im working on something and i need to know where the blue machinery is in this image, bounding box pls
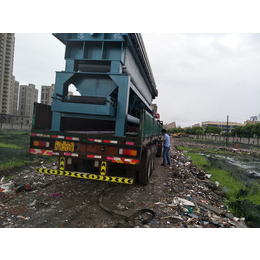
[51,33,158,137]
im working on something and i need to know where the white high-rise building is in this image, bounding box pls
[0,33,16,123]
[18,84,38,117]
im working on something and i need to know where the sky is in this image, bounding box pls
[12,33,260,128]
[3,0,259,128]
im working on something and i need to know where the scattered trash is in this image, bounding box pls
[0,182,15,196]
[50,192,63,198]
[222,186,231,193]
[24,183,31,191]
[0,138,250,228]
[14,183,32,193]
[175,197,195,207]
[154,202,165,206]
[188,207,193,214]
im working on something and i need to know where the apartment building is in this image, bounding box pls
[41,84,55,105]
[202,121,245,133]
[11,76,19,115]
[164,121,176,130]
[0,33,16,123]
[18,84,38,119]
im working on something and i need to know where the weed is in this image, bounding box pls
[178,145,260,204]
[0,159,27,171]
[0,143,22,149]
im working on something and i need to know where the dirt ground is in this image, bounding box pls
[0,138,248,228]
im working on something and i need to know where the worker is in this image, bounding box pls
[235,138,238,148]
[160,129,171,166]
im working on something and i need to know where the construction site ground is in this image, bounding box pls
[1,136,255,229]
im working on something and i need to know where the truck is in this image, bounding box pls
[29,33,163,185]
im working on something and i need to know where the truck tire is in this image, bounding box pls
[138,149,153,185]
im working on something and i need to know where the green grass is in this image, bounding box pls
[0,143,22,149]
[178,145,260,205]
[0,130,58,173]
[208,168,245,201]
[0,129,29,135]
[0,158,29,171]
[185,151,244,202]
[0,156,57,172]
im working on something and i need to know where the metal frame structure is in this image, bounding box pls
[51,33,158,137]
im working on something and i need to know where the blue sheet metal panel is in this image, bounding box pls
[53,33,125,42]
[60,113,116,121]
[52,72,74,97]
[51,111,63,131]
[109,74,130,137]
[84,42,102,59]
[65,41,84,59]
[71,74,117,96]
[51,102,115,117]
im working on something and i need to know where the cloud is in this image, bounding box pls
[143,33,260,127]
[12,33,260,128]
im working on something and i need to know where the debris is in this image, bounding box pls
[175,197,195,207]
[0,182,15,196]
[187,213,198,219]
[24,183,31,191]
[14,185,24,192]
[13,183,32,193]
[0,136,251,228]
[50,192,63,198]
[154,202,165,206]
[188,207,193,214]
[197,201,223,215]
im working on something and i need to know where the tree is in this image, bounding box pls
[185,126,204,135]
[231,126,244,137]
[167,126,184,133]
[204,125,221,134]
[252,123,260,137]
[243,124,254,138]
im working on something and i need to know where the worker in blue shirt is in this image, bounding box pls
[160,129,171,166]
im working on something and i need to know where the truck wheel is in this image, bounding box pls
[138,150,152,185]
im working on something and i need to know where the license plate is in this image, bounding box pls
[54,141,74,152]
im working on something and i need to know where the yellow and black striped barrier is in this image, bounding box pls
[59,157,65,170]
[100,161,107,175]
[36,167,134,184]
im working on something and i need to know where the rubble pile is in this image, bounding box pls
[0,145,249,228]
[150,146,247,228]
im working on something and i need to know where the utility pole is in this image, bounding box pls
[226,115,229,146]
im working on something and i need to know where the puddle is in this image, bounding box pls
[201,153,260,178]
